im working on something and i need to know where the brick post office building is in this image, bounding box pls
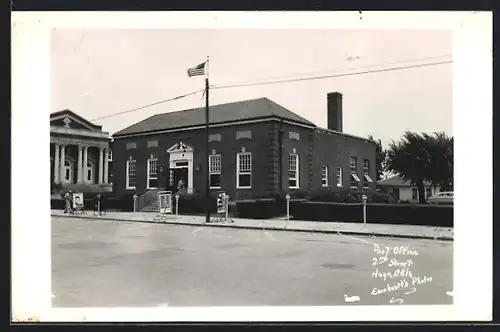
[111,92,377,207]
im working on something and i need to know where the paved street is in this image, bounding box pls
[52,216,453,307]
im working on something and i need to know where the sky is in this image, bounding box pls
[51,29,453,148]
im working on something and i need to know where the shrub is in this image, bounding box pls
[176,192,218,215]
[369,191,391,204]
[289,190,309,199]
[236,199,284,219]
[308,188,364,203]
[118,193,136,212]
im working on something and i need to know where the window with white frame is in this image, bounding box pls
[288,153,299,189]
[108,150,113,161]
[349,157,360,188]
[209,154,222,189]
[321,165,328,187]
[236,152,252,188]
[336,167,343,187]
[363,159,373,188]
[126,160,137,189]
[412,187,418,200]
[147,158,158,189]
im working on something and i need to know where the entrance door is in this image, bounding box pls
[173,167,189,193]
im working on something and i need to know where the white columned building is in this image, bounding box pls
[50,109,112,194]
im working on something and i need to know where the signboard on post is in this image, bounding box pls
[217,191,226,214]
[73,192,84,214]
[158,191,172,214]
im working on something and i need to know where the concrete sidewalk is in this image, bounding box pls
[50,210,453,241]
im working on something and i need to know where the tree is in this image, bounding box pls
[368,134,386,181]
[385,131,454,204]
[423,132,454,191]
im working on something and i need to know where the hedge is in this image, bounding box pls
[290,201,453,227]
[174,192,218,215]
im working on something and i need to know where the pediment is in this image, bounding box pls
[50,109,102,132]
[166,141,194,153]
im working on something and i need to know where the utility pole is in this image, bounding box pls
[204,59,210,224]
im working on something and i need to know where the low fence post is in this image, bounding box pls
[133,194,138,212]
[175,194,180,216]
[362,194,367,229]
[285,194,290,229]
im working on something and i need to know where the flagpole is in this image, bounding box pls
[205,56,210,223]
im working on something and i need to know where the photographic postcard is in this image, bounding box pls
[11,11,492,322]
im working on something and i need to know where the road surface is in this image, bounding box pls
[52,216,453,307]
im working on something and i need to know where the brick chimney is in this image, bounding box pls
[327,92,343,132]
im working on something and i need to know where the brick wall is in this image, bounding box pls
[311,129,377,193]
[112,121,377,200]
[112,121,277,200]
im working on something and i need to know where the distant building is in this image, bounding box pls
[50,110,113,194]
[111,92,377,209]
[377,174,440,203]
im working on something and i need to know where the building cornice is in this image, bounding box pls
[50,136,110,149]
[112,117,316,140]
[50,125,110,140]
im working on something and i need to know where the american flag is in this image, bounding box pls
[187,61,206,77]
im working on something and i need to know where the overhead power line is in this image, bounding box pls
[90,89,204,122]
[91,58,452,122]
[210,54,452,87]
[211,60,453,91]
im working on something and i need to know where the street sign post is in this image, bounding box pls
[155,191,173,222]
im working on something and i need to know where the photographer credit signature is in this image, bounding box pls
[370,244,432,304]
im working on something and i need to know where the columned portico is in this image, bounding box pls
[82,146,88,183]
[59,145,66,183]
[54,143,60,183]
[50,109,112,194]
[77,145,83,183]
[98,148,104,184]
[103,148,109,184]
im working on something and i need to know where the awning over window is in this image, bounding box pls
[351,173,361,182]
[364,174,373,183]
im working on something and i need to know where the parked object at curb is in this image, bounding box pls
[427,191,454,205]
[344,294,360,303]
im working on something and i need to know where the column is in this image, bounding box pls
[103,148,109,184]
[83,146,88,183]
[77,145,83,184]
[54,144,60,184]
[98,147,104,184]
[59,145,66,183]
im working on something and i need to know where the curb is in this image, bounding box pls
[51,214,453,242]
